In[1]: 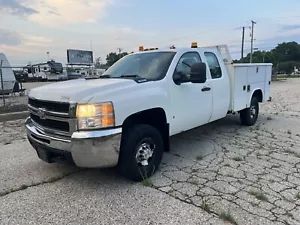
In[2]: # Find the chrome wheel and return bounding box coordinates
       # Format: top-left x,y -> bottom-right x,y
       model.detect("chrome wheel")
135,139 -> 155,166
250,105 -> 256,119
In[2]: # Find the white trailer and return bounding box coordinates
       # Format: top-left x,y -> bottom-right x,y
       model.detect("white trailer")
0,53 -> 16,94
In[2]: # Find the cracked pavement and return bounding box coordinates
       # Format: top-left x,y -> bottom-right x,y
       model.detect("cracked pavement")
1,79 -> 300,225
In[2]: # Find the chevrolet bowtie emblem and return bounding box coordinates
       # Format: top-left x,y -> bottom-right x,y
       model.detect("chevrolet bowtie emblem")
37,108 -> 46,119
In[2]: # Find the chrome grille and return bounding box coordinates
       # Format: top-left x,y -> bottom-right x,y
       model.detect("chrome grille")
28,98 -> 69,114
28,98 -> 76,136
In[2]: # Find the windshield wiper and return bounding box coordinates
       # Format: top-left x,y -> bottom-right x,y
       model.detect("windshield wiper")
120,74 -> 141,78
100,74 -> 112,78
120,74 -> 149,83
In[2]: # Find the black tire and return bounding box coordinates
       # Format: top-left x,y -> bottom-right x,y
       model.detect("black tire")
118,124 -> 164,181
240,97 -> 259,126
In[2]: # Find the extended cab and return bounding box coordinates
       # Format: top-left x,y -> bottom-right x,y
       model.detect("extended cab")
26,45 -> 272,181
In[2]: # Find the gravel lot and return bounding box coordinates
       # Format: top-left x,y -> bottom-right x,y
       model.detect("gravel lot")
1,79 -> 300,225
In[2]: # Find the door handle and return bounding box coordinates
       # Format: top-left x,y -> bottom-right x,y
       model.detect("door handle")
201,87 -> 211,92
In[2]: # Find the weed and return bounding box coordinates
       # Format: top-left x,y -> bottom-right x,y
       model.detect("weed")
139,166 -> 155,187
191,168 -> 198,173
196,155 -> 203,161
248,190 -> 268,201
287,130 -> 292,135
267,116 -> 272,120
201,199 -> 211,213
141,178 -> 153,187
219,211 -> 237,225
232,156 -> 243,162
285,149 -> 300,158
189,178 -> 199,185
296,192 -> 300,199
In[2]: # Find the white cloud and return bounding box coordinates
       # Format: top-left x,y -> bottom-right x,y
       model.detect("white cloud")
28,0 -> 113,26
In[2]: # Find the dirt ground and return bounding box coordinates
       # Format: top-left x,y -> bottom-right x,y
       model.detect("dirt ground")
0,79 -> 300,225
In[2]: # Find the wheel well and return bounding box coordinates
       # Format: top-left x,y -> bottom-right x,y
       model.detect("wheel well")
122,108 -> 170,151
252,89 -> 263,102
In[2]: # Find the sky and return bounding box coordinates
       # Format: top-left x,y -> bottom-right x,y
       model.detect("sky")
0,0 -> 300,65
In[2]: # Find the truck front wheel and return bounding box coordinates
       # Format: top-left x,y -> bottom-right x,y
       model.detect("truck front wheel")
118,124 -> 164,181
240,97 -> 259,126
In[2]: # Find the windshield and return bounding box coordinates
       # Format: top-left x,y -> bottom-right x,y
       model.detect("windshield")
102,52 -> 176,81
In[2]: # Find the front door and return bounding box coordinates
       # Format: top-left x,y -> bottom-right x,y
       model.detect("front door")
169,51 -> 213,135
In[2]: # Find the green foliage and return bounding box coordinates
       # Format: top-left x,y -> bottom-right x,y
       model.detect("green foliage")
219,211 -> 237,225
106,52 -> 128,67
236,41 -> 300,74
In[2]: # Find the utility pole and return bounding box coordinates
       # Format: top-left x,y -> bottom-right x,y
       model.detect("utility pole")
250,20 -> 256,63
241,26 -> 245,59
0,60 -> 5,106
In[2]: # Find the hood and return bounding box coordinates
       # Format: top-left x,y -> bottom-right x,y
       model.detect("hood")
29,78 -> 137,103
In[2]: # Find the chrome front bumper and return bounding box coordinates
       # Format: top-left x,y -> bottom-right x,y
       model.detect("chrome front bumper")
25,117 -> 122,168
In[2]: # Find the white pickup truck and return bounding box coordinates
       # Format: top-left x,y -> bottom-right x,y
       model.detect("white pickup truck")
26,45 -> 272,181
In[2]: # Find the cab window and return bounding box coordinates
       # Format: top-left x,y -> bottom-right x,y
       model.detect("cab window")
174,52 -> 202,80
204,52 -> 222,79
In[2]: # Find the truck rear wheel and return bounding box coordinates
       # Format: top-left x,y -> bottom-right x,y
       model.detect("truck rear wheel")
118,124 -> 164,181
240,97 -> 259,126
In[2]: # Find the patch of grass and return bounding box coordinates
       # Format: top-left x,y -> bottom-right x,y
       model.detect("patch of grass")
269,179 -> 275,183
223,163 -> 230,167
191,168 -> 198,173
189,178 -> 199,185
232,156 -> 243,162
267,116 -> 272,120
285,149 -> 300,158
196,155 -> 203,161
201,199 -> 211,213
141,178 -> 153,187
248,190 -> 268,201
219,211 -> 237,225
287,130 -> 292,135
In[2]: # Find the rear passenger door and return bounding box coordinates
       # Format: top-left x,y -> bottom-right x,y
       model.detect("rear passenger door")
204,51 -> 230,121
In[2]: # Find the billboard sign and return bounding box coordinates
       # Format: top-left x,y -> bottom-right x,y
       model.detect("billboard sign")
67,49 -> 93,65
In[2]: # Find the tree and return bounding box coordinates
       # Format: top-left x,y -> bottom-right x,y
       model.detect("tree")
94,57 -> 102,69
106,51 -> 128,67
236,41 -> 300,74
271,42 -> 300,65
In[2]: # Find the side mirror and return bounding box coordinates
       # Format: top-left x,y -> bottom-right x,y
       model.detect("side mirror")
190,62 -> 206,83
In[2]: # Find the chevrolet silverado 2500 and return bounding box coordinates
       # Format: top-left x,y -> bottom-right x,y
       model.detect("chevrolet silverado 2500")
26,45 -> 272,181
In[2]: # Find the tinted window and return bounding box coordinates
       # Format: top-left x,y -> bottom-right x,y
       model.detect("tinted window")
174,52 -> 201,79
204,52 -> 222,79
103,52 -> 176,81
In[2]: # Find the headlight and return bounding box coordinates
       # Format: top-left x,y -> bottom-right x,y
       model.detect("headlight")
76,102 -> 115,130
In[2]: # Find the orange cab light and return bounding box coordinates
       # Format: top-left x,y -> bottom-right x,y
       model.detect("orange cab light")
191,42 -> 198,48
